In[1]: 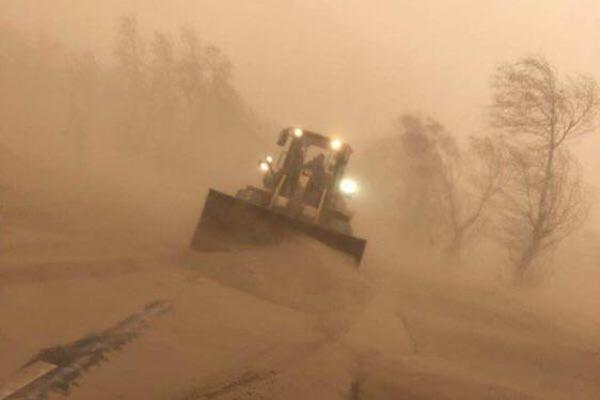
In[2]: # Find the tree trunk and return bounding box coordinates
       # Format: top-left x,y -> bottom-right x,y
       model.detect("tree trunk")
515,118 -> 556,279
446,229 -> 464,256
515,240 -> 538,279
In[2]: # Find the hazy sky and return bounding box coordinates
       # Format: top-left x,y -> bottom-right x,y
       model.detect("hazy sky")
4,1 -> 600,176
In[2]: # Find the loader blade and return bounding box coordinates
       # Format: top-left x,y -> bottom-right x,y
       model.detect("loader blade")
190,189 -> 367,264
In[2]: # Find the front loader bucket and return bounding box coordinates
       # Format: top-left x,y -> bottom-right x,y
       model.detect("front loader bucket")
191,189 -> 367,264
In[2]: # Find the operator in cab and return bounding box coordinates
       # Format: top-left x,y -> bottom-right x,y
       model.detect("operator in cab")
281,142 -> 306,195
302,153 -> 327,205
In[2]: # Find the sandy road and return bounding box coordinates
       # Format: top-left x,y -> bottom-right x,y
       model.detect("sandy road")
2,229 -> 600,399
0,235 -> 374,399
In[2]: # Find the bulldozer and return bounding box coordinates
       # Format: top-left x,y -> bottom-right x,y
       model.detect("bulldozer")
190,127 -> 367,264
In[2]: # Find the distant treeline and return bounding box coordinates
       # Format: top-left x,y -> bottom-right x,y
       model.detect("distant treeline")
0,15 -> 260,173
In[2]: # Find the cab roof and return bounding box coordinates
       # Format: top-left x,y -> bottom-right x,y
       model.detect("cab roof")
288,127 -> 352,153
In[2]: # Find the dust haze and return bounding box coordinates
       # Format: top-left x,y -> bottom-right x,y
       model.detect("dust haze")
1,2 -> 600,399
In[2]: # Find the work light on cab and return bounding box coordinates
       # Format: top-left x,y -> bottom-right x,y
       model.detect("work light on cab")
340,178 -> 358,195
259,161 -> 270,172
330,138 -> 343,151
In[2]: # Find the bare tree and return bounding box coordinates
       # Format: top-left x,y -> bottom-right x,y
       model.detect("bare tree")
149,32 -> 176,98
491,56 -> 598,277
399,115 -> 505,253
147,31 -> 179,162
177,27 -> 207,105
203,45 -> 235,103
113,14 -> 150,153
114,15 -> 146,90
64,51 -> 99,164
441,135 -> 508,254
398,115 -> 449,245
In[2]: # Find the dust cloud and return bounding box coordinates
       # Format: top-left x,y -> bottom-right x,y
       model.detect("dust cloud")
1,2 -> 600,399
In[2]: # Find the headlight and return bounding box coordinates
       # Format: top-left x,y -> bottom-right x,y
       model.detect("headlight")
266,155 -> 274,164
330,139 -> 342,151
339,178 -> 358,195
293,128 -> 303,138
259,161 -> 270,172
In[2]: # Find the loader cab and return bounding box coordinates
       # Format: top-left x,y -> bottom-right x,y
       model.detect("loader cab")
273,127 -> 353,201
